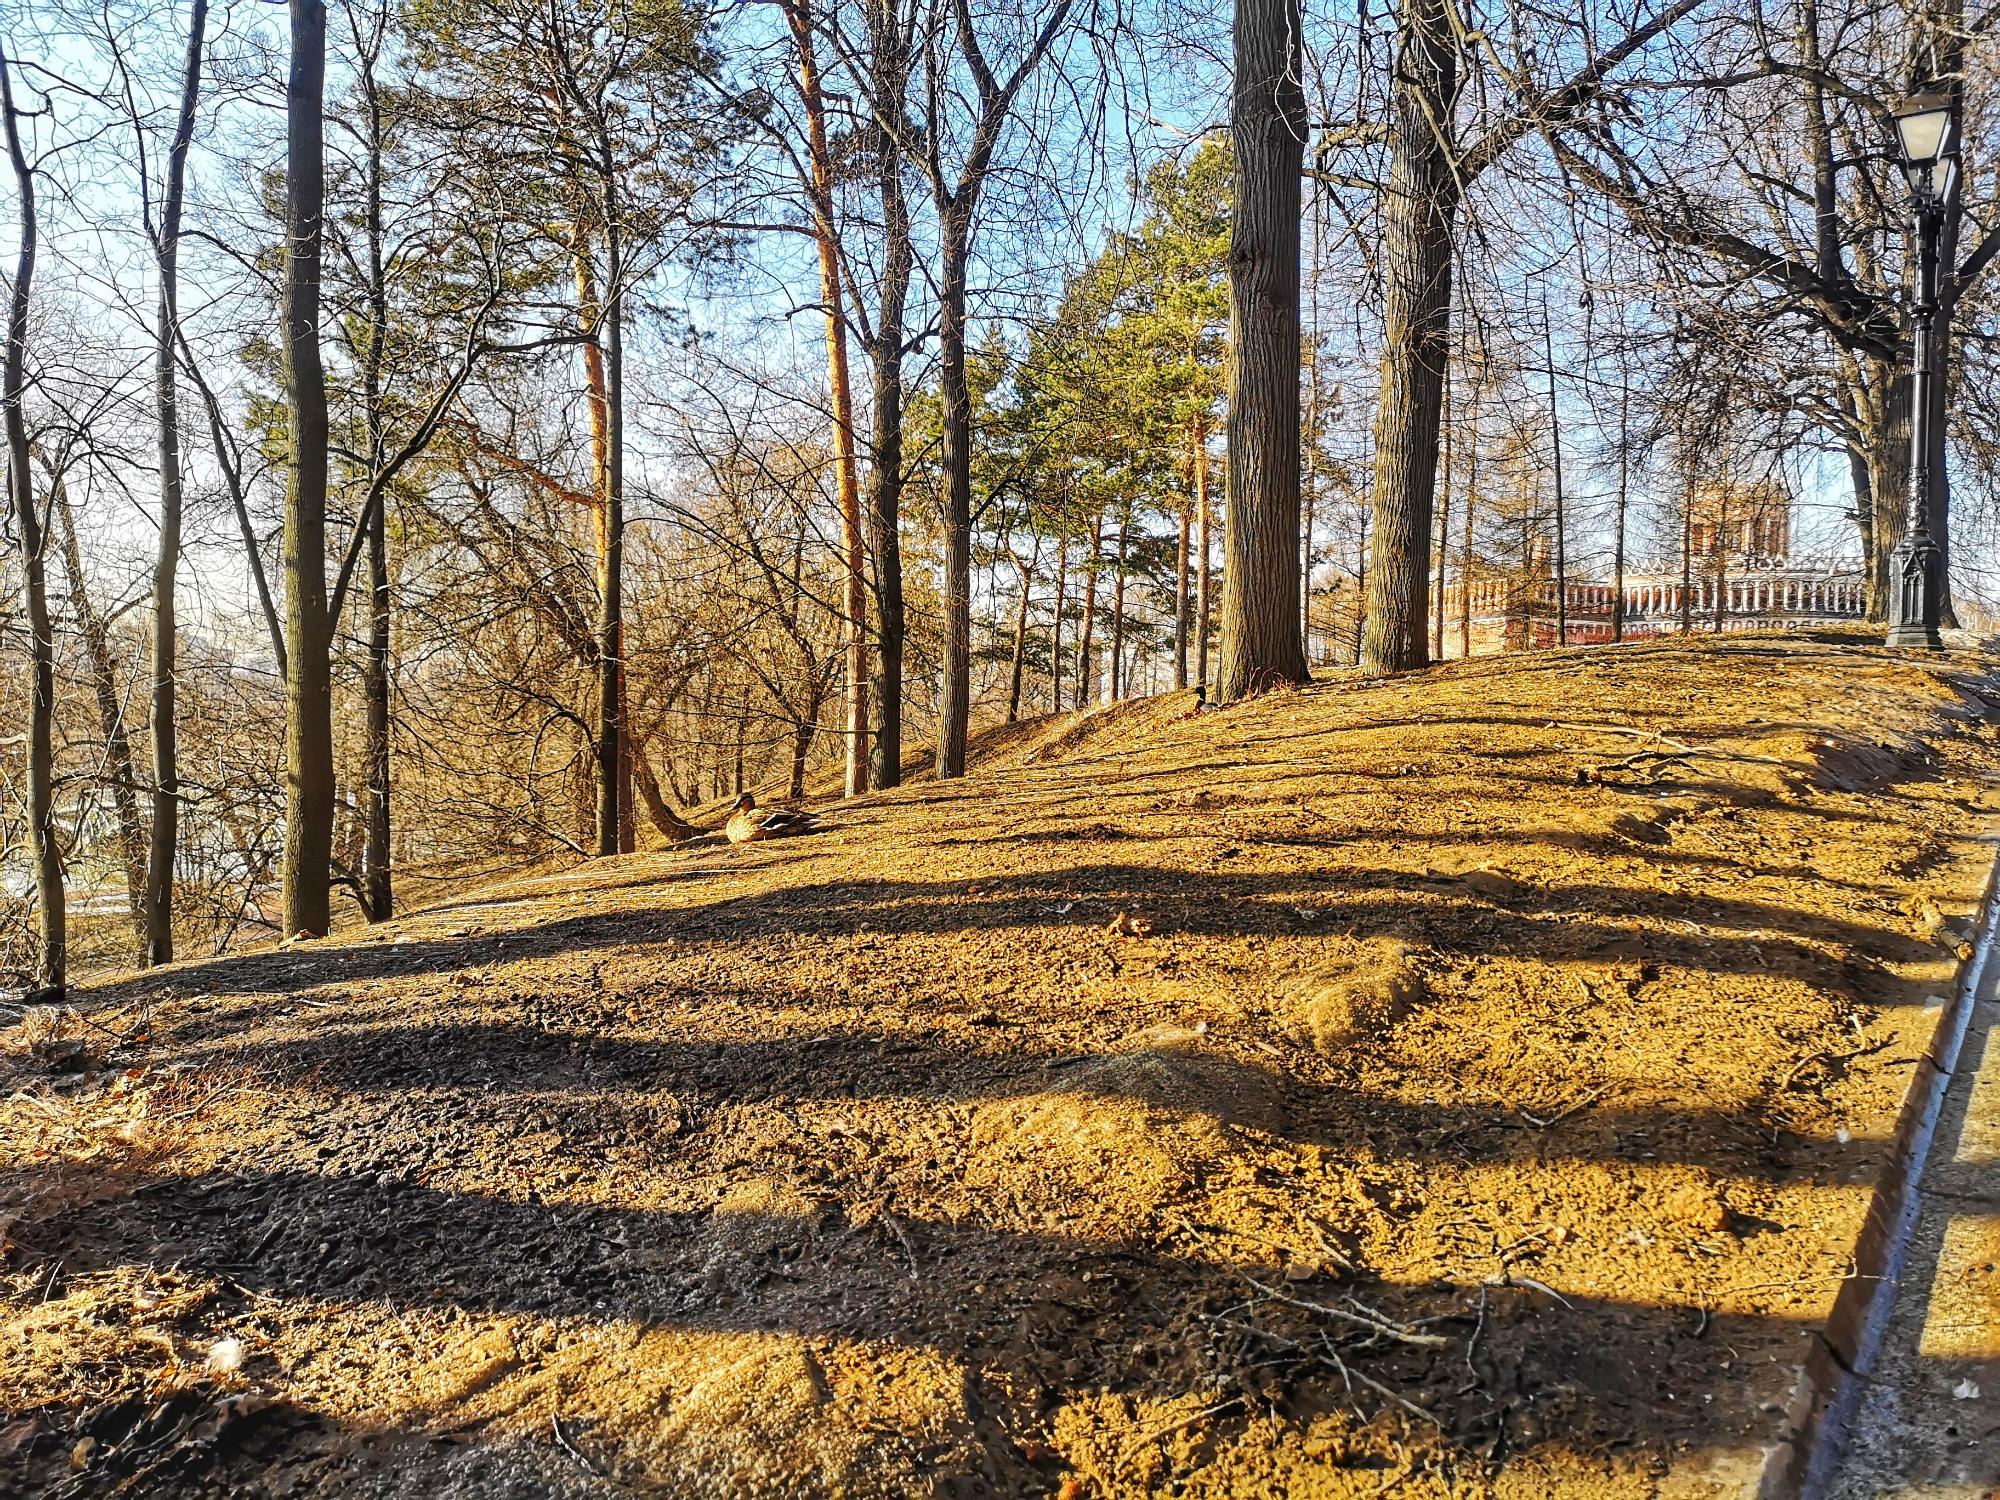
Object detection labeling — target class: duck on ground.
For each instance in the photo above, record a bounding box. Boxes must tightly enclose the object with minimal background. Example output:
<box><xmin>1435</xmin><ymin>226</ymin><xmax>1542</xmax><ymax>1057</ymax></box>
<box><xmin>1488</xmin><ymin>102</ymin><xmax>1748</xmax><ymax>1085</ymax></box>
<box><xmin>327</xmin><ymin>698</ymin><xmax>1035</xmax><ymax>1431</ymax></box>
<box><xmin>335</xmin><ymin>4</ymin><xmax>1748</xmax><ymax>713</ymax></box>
<box><xmin>724</xmin><ymin>792</ymin><xmax>821</xmax><ymax>844</ymax></box>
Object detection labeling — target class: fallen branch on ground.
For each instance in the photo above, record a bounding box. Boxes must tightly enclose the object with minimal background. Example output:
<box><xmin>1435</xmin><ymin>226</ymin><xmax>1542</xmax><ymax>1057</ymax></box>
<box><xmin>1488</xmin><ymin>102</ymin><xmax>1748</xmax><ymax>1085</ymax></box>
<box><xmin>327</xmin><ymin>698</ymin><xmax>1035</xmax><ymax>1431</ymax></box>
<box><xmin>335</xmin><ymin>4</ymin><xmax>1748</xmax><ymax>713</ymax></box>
<box><xmin>1113</xmin><ymin>1397</ymin><xmax>1242</xmax><ymax>1478</ymax></box>
<box><xmin>1238</xmin><ymin>1274</ymin><xmax>1451</xmax><ymax>1348</ymax></box>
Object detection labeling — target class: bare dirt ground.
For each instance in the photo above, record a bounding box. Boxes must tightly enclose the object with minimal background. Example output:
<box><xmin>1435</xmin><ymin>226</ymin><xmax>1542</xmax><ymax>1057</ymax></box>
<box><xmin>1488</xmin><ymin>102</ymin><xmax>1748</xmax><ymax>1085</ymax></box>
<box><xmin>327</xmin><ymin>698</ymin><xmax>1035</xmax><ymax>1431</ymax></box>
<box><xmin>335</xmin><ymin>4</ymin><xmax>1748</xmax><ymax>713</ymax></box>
<box><xmin>6</xmin><ymin>633</ymin><xmax>2000</xmax><ymax>1499</ymax></box>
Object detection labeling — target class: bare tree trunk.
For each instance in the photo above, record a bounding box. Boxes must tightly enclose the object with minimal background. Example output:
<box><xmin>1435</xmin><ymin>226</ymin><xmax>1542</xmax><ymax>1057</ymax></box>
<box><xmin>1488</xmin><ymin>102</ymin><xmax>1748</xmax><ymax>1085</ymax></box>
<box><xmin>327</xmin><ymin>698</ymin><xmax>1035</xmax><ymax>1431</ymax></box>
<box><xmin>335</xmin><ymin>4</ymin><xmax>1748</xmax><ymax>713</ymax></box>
<box><xmin>936</xmin><ymin>200</ymin><xmax>975</xmax><ymax>777</ymax></box>
<box><xmin>1075</xmin><ymin>510</ymin><xmax>1102</xmax><ymax>708</ymax></box>
<box><xmin>184</xmin><ymin>350</ymin><xmax>286</xmax><ymax>676</ymax></box>
<box><xmin>1110</xmin><ymin>516</ymin><xmax>1128</xmax><ymax>699</ymax></box>
<box><xmin>50</xmin><ymin>471</ymin><xmax>144</xmax><ymax>947</ymax></box>
<box><xmin>927</xmin><ymin>0</ymin><xmax>1070</xmax><ymax>772</ymax></box>
<box><xmin>364</xmin><ymin>489</ymin><xmax>391</xmax><ymax>910</ymax></box>
<box><xmin>631</xmin><ymin>740</ymin><xmax>700</xmax><ymax>841</ymax></box>
<box><xmin>1174</xmin><ymin>503</ymin><xmax>1190</xmax><ymax>689</ymax></box>
<box><xmin>788</xmin><ymin>0</ymin><xmax>869</xmax><ymax>795</ymax></box>
<box><xmin>1361</xmin><ymin>0</ymin><xmax>1456</xmax><ymax>675</ymax></box>
<box><xmin>1862</xmin><ymin>362</ymin><xmax>1911</xmax><ymax>620</ymax></box>
<box><xmin>1543</xmin><ymin>300</ymin><xmax>1566</xmax><ymax>647</ymax></box>
<box><xmin>1051</xmin><ymin>531</ymin><xmax>1066</xmax><ymax>710</ymax></box>
<box><xmin>1353</xmin><ymin>505</ymin><xmax>1369</xmax><ymax>666</ymax></box>
<box><xmin>616</xmin><ymin>672</ymin><xmax>636</xmax><ymax>852</ymax></box>
<box><xmin>573</xmin><ymin>246</ymin><xmax>615</xmax><ymax>849</ymax></box>
<box><xmin>280</xmin><ymin>0</ymin><xmax>334</xmax><ymax>940</ymax></box>
<box><xmin>1217</xmin><ymin>0</ymin><xmax>1309</xmax><ymax>699</ymax></box>
<box><xmin>865</xmin><ymin>0</ymin><xmax>910</xmax><ymax>790</ymax></box>
<box><xmin>1006</xmin><ymin>543</ymin><xmax>1035</xmax><ymax>723</ymax></box>
<box><xmin>1458</xmin><ymin>445</ymin><xmax>1474</xmax><ymax>657</ymax></box>
<box><xmin>143</xmin><ymin>0</ymin><xmax>206</xmax><ymax>962</ymax></box>
<box><xmin>1194</xmin><ymin>417</ymin><xmax>1212</xmax><ymax>690</ymax></box>
<box><xmin>1302</xmin><ymin>196</ymin><xmax>1319</xmax><ymax>655</ymax></box>
<box><xmin>784</xmin><ymin>724</ymin><xmax>808</xmax><ymax>804</ymax></box>
<box><xmin>1432</xmin><ymin>364</ymin><xmax>1450</xmax><ymax>657</ymax></box>
<box><xmin>1678</xmin><ymin>467</ymin><xmax>1693</xmax><ymax>634</ymax></box>
<box><xmin>357</xmin><ymin>20</ymin><xmax>392</xmax><ymax>922</ymax></box>
<box><xmin>593</xmin><ymin>142</ymin><xmax>627</xmax><ymax>854</ymax></box>
<box><xmin>1612</xmin><ymin>365</ymin><xmax>1628</xmax><ymax>641</ymax></box>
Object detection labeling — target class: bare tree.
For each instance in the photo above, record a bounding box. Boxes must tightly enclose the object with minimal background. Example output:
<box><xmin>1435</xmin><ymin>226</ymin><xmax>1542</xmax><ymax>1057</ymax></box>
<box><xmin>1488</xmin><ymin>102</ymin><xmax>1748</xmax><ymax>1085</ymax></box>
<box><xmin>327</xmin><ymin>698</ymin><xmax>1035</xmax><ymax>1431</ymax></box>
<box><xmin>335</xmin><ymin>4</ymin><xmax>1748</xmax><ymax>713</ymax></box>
<box><xmin>920</xmin><ymin>0</ymin><xmax>1074</xmax><ymax>777</ymax></box>
<box><xmin>1356</xmin><ymin>0</ymin><xmax>1703</xmax><ymax>674</ymax></box>
<box><xmin>140</xmin><ymin>0</ymin><xmax>207</xmax><ymax>962</ymax></box>
<box><xmin>1216</xmin><ymin>0</ymin><xmax>1309</xmax><ymax>698</ymax></box>
<box><xmin>784</xmin><ymin>0</ymin><xmax>870</xmax><ymax>796</ymax></box>
<box><xmin>864</xmin><ymin>0</ymin><xmax>913</xmax><ymax>787</ymax></box>
<box><xmin>1</xmin><ymin>37</ymin><xmax>64</xmax><ymax>994</ymax></box>
<box><xmin>280</xmin><ymin>0</ymin><xmax>335</xmax><ymax>940</ymax></box>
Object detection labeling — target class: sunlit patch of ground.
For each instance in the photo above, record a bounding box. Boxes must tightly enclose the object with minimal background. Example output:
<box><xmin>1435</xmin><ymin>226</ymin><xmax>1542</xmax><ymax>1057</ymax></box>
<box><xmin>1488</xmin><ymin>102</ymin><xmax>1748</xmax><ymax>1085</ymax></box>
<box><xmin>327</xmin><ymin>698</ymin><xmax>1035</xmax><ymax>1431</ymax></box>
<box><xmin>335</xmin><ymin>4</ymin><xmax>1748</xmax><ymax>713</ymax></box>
<box><xmin>5</xmin><ymin>634</ymin><xmax>2000</xmax><ymax>1497</ymax></box>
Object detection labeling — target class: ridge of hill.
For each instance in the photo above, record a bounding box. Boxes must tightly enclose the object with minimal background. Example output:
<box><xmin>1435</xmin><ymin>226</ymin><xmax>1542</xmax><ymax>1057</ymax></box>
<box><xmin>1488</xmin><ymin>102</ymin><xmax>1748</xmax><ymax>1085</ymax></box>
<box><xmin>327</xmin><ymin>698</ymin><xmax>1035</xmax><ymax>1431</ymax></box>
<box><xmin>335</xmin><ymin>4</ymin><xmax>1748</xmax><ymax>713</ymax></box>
<box><xmin>6</xmin><ymin>634</ymin><xmax>2000</xmax><ymax>1498</ymax></box>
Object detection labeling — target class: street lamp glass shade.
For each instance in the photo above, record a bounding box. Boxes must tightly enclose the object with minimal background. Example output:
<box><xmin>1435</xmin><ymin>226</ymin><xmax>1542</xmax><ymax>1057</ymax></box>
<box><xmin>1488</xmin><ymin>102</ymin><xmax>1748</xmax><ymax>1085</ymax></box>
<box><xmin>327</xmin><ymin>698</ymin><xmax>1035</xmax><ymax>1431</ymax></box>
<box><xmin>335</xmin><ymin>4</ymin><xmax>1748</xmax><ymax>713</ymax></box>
<box><xmin>1893</xmin><ymin>97</ymin><xmax>1957</xmax><ymax>167</ymax></box>
<box><xmin>1933</xmin><ymin>156</ymin><xmax>1961</xmax><ymax>202</ymax></box>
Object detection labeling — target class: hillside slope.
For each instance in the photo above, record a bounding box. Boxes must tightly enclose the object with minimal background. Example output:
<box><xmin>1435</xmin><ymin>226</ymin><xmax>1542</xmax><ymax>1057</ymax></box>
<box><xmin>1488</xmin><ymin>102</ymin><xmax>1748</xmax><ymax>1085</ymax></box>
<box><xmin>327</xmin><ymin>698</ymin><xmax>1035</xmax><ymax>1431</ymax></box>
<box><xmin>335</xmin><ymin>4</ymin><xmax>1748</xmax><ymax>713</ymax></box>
<box><xmin>6</xmin><ymin>635</ymin><xmax>2000</xmax><ymax>1498</ymax></box>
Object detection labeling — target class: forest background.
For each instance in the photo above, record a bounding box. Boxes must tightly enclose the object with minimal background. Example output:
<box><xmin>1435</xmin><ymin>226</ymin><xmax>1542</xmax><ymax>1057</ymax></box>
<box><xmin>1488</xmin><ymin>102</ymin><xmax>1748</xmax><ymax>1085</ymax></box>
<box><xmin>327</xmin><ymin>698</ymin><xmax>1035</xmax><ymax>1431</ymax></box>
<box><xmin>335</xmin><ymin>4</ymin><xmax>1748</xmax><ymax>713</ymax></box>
<box><xmin>2</xmin><ymin>0</ymin><xmax>1997</xmax><ymax>980</ymax></box>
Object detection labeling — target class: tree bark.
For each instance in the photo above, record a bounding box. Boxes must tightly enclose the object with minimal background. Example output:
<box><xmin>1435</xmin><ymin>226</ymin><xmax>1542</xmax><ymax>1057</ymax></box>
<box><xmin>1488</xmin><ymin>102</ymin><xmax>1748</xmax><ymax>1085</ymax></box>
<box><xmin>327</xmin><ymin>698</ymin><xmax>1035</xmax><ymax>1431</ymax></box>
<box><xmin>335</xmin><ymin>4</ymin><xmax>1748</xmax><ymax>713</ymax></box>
<box><xmin>929</xmin><ymin>0</ymin><xmax>1071</xmax><ymax>771</ymax></box>
<box><xmin>1109</xmin><ymin>516</ymin><xmax>1128</xmax><ymax>699</ymax></box>
<box><xmin>1612</xmin><ymin>365</ymin><xmax>1628</xmax><ymax>641</ymax></box>
<box><xmin>143</xmin><ymin>0</ymin><xmax>206</xmax><ymax>962</ymax></box>
<box><xmin>1194</xmin><ymin>416</ymin><xmax>1212</xmax><ymax>690</ymax></box>
<box><xmin>280</xmin><ymin>0</ymin><xmax>334</xmax><ymax>940</ymax></box>
<box><xmin>631</xmin><ymin>741</ymin><xmax>700</xmax><ymax>841</ymax></box>
<box><xmin>790</xmin><ymin>715</ymin><xmax>816</xmax><ymax>799</ymax></box>
<box><xmin>1174</xmin><ymin>503</ymin><xmax>1190</xmax><ymax>689</ymax></box>
<box><xmin>1217</xmin><ymin>0</ymin><xmax>1309</xmax><ymax>699</ymax></box>
<box><xmin>590</xmin><ymin>138</ymin><xmax>627</xmax><ymax>855</ymax></box>
<box><xmin>1458</xmin><ymin>438</ymin><xmax>1474</xmax><ymax>656</ymax></box>
<box><xmin>1432</xmin><ymin>364</ymin><xmax>1450</xmax><ymax>657</ymax></box>
<box><xmin>1050</xmin><ymin>531</ymin><xmax>1066</xmax><ymax>711</ymax></box>
<box><xmin>1860</xmin><ymin>360</ymin><xmax>1912</xmax><ymax>619</ymax></box>
<box><xmin>1006</xmin><ymin>543</ymin><xmax>1035</xmax><ymax>723</ymax></box>
<box><xmin>3</xmin><ymin>50</ymin><xmax>65</xmax><ymax>993</ymax></box>
<box><xmin>364</xmin><ymin>482</ymin><xmax>391</xmax><ymax>914</ymax></box>
<box><xmin>1678</xmin><ymin>468</ymin><xmax>1694</xmax><ymax>634</ymax></box>
<box><xmin>865</xmin><ymin>0</ymin><xmax>911</xmax><ymax>791</ymax></box>
<box><xmin>935</xmin><ymin>200</ymin><xmax>975</xmax><ymax>777</ymax></box>
<box><xmin>1544</xmin><ymin>302</ymin><xmax>1566</xmax><ymax>647</ymax></box>
<box><xmin>1360</xmin><ymin>0</ymin><xmax>1456</xmax><ymax>675</ymax></box>
<box><xmin>358</xmin><ymin>25</ymin><xmax>391</xmax><ymax>922</ymax></box>
<box><xmin>1075</xmin><ymin>510</ymin><xmax>1102</xmax><ymax>708</ymax></box>
<box><xmin>787</xmin><ymin>0</ymin><xmax>869</xmax><ymax>794</ymax></box>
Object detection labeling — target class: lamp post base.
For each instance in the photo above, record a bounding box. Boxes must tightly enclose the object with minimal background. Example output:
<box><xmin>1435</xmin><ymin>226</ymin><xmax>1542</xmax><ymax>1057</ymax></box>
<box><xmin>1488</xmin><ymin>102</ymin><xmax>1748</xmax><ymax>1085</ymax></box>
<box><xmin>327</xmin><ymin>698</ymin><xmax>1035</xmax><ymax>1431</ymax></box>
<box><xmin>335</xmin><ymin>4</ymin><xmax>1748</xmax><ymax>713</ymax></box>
<box><xmin>1884</xmin><ymin>529</ymin><xmax>1945</xmax><ymax>651</ymax></box>
<box><xmin>1885</xmin><ymin>620</ymin><xmax>1945</xmax><ymax>650</ymax></box>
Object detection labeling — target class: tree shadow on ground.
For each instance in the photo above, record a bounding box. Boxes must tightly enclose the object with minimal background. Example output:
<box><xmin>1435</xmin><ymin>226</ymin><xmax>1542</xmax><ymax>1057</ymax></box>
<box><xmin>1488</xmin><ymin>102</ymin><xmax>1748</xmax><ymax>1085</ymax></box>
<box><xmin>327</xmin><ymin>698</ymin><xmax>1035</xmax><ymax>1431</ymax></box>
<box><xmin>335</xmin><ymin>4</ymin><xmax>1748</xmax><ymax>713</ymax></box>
<box><xmin>143</xmin><ymin>1014</ymin><xmax>1873</xmax><ymax>1184</ymax></box>
<box><xmin>111</xmin><ymin>859</ymin><xmax>1941</xmax><ymax>1014</ymax></box>
<box><xmin>0</xmin><ymin>1150</ymin><xmax>1850</xmax><ymax>1498</ymax></box>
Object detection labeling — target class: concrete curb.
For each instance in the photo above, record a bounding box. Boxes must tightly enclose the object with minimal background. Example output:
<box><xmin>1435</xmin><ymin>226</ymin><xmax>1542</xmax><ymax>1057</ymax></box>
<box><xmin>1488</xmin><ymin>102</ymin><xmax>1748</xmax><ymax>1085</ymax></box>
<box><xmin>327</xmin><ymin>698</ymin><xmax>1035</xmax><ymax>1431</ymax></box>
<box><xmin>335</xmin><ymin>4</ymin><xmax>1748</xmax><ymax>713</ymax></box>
<box><xmin>1755</xmin><ymin>835</ymin><xmax>2000</xmax><ymax>1498</ymax></box>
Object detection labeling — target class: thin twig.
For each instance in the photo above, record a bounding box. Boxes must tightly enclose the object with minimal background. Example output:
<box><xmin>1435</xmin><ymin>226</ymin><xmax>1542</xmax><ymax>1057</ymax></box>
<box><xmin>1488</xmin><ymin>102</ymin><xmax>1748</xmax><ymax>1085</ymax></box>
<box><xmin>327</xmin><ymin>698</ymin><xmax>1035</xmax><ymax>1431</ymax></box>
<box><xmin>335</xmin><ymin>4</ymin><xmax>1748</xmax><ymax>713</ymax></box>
<box><xmin>1240</xmin><ymin>1274</ymin><xmax>1451</xmax><ymax>1347</ymax></box>
<box><xmin>1489</xmin><ymin>1273</ymin><xmax>1574</xmax><ymax>1308</ymax></box>
<box><xmin>550</xmin><ymin>1414</ymin><xmax>602</xmax><ymax>1478</ymax></box>
<box><xmin>1518</xmin><ymin>1084</ymin><xmax>1614</xmax><ymax>1130</ymax></box>
<box><xmin>1776</xmin><ymin>1041</ymin><xmax>1882</xmax><ymax>1092</ymax></box>
<box><xmin>880</xmin><ymin>1212</ymin><xmax>919</xmax><ymax>1279</ymax></box>
<box><xmin>1113</xmin><ymin>1397</ymin><xmax>1242</xmax><ymax>1478</ymax></box>
<box><xmin>1315</xmin><ymin>1346</ymin><xmax>1443</xmax><ymax>1428</ymax></box>
<box><xmin>1464</xmin><ymin>1286</ymin><xmax>1487</xmax><ymax>1376</ymax></box>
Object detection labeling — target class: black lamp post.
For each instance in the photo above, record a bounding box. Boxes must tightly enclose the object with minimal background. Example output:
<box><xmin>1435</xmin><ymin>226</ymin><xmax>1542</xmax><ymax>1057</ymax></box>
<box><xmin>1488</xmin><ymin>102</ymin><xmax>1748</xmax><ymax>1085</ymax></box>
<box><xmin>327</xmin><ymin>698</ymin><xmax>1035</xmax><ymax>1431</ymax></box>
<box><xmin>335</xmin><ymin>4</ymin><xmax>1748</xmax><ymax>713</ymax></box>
<box><xmin>1885</xmin><ymin>93</ymin><xmax>1960</xmax><ymax>650</ymax></box>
